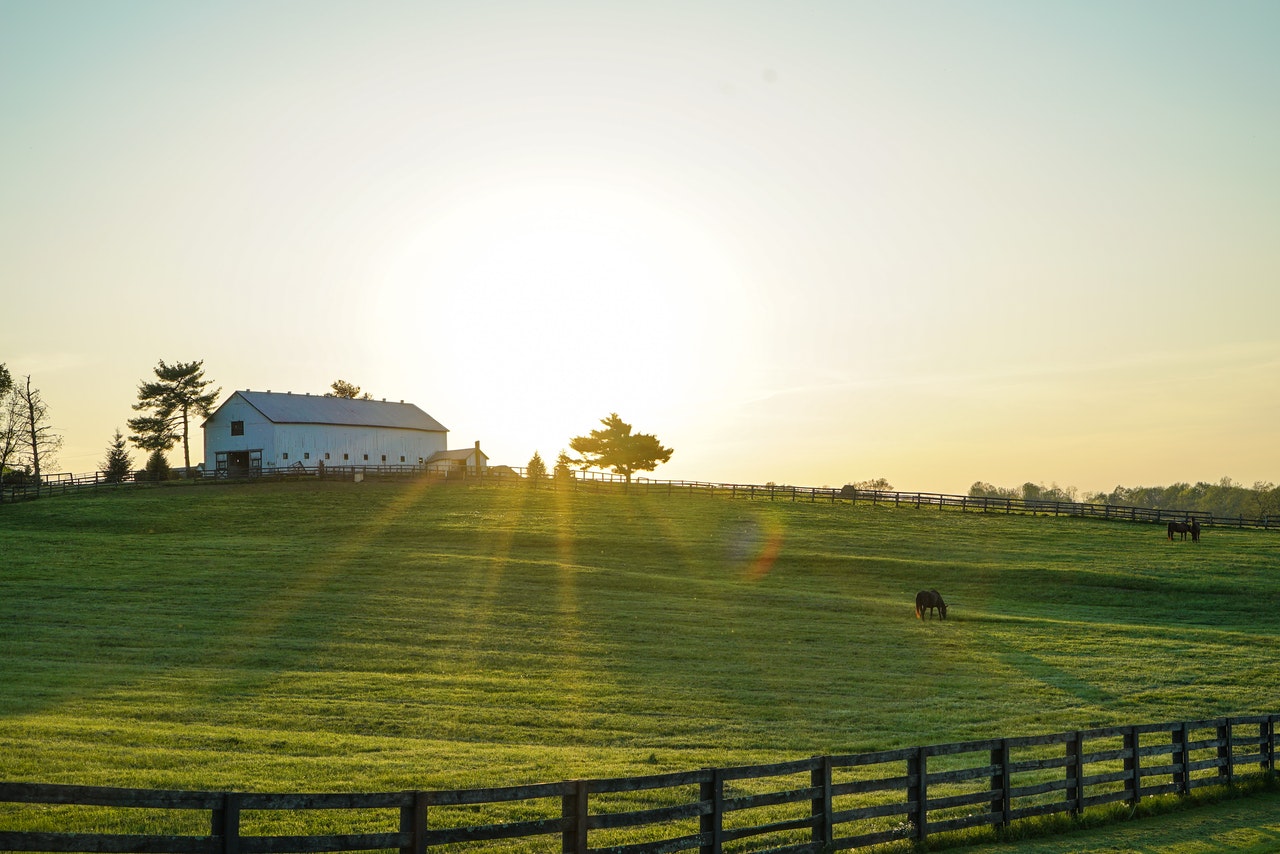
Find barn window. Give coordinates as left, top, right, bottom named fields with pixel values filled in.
left=400, top=456, right=405, bottom=463
left=343, top=454, right=349, bottom=461
left=231, top=420, right=244, bottom=436
left=303, top=453, right=310, bottom=460
left=282, top=453, right=289, bottom=460
left=381, top=455, right=387, bottom=462
left=324, top=452, right=330, bottom=460
left=363, top=454, right=368, bottom=461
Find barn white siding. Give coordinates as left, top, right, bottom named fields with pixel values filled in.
left=202, top=391, right=450, bottom=475
left=272, top=423, right=445, bottom=467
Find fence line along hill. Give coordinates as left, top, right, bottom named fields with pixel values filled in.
left=4, top=462, right=1277, bottom=531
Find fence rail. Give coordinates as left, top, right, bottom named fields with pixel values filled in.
left=3, top=465, right=1276, bottom=530
left=2, top=715, right=1275, bottom=853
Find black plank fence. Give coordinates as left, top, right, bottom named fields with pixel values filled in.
left=3, top=465, right=1277, bottom=531
left=2, top=715, right=1275, bottom=853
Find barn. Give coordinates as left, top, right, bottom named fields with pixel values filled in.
left=201, top=390, right=479, bottom=477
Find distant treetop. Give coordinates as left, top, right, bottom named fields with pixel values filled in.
left=326, top=380, right=372, bottom=400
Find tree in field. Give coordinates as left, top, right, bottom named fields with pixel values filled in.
left=526, top=451, right=547, bottom=484
left=1252, top=481, right=1279, bottom=520
left=144, top=448, right=172, bottom=482
left=101, top=430, right=133, bottom=483
left=847, top=477, right=894, bottom=492
left=12, top=374, right=62, bottom=481
left=569, top=413, right=673, bottom=484
left=128, top=360, right=221, bottom=471
left=326, top=380, right=371, bottom=399
left=0, top=363, right=17, bottom=477
left=554, top=450, right=574, bottom=482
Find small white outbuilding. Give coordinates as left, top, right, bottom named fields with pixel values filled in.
left=202, top=390, right=461, bottom=476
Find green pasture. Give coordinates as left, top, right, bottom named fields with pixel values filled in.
left=1, top=480, right=1278, bottom=844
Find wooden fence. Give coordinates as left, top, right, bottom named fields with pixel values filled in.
left=3, top=464, right=1277, bottom=530
left=2, top=715, right=1274, bottom=853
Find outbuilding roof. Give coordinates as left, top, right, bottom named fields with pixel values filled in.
left=215, top=390, right=448, bottom=433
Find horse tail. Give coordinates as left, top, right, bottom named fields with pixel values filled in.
left=915, top=602, right=923, bottom=619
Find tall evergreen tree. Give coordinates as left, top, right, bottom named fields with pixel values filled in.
left=128, top=360, right=221, bottom=471
left=101, top=429, right=133, bottom=483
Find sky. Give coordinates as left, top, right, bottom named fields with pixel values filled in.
left=3, top=0, right=1278, bottom=496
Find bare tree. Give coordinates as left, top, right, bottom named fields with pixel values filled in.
left=13, top=375, right=62, bottom=481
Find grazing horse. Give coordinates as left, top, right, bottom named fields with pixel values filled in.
left=915, top=589, right=947, bottom=620
left=1167, top=521, right=1192, bottom=541
left=1191, top=520, right=1201, bottom=542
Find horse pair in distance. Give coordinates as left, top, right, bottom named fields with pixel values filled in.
left=915, top=589, right=947, bottom=620
left=1167, top=520, right=1201, bottom=542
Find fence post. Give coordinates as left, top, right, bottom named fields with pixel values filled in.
left=1123, top=727, right=1141, bottom=806
left=1218, top=719, right=1234, bottom=785
left=1266, top=716, right=1278, bottom=775
left=399, top=791, right=427, bottom=854
left=990, top=738, right=1010, bottom=829
left=1068, top=731, right=1084, bottom=815
left=700, top=769, right=723, bottom=854
left=562, top=780, right=588, bottom=854
left=1173, top=724, right=1190, bottom=795
left=212, top=792, right=240, bottom=854
left=909, top=747, right=928, bottom=842
left=811, top=756, right=832, bottom=848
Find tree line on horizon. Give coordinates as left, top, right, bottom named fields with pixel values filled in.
left=4, top=357, right=1275, bottom=521
left=968, top=478, right=1280, bottom=521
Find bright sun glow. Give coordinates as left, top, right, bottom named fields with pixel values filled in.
left=378, top=177, right=758, bottom=444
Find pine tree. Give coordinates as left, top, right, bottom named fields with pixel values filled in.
left=144, top=449, right=172, bottom=482
left=569, top=413, right=672, bottom=483
left=526, top=451, right=547, bottom=485
left=128, top=359, right=221, bottom=472
left=554, top=450, right=575, bottom=483
left=101, top=429, right=133, bottom=483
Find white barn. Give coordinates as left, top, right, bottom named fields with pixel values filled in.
left=201, top=390, right=480, bottom=476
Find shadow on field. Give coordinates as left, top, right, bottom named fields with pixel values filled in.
left=991, top=646, right=1118, bottom=706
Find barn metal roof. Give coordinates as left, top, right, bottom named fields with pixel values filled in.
left=226, top=390, right=448, bottom=432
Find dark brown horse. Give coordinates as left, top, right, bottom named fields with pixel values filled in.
left=1167, top=521, right=1191, bottom=541
left=915, top=589, right=947, bottom=620
left=1191, top=520, right=1201, bottom=542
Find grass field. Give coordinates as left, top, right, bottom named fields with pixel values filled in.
left=2, top=479, right=1278, bottom=843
